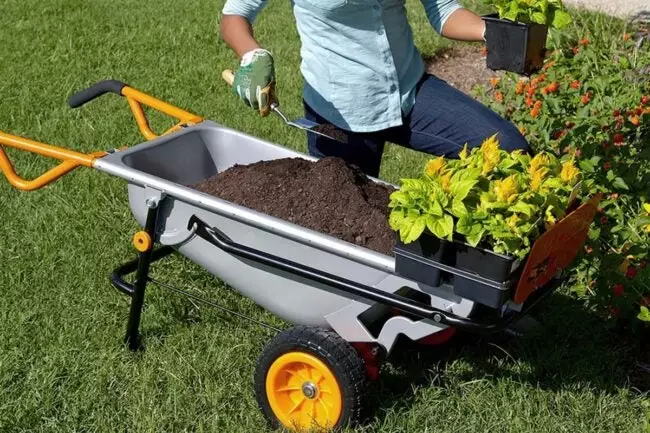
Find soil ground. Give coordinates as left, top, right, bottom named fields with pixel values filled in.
left=425, top=44, right=503, bottom=96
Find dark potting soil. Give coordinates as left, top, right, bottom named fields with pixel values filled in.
left=191, top=156, right=397, bottom=256
left=310, top=123, right=349, bottom=143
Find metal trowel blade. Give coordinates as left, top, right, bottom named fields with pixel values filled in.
left=292, top=118, right=349, bottom=144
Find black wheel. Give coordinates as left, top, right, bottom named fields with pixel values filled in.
left=254, top=326, right=367, bottom=432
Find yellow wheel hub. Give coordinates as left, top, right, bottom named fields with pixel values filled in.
left=266, top=352, right=343, bottom=431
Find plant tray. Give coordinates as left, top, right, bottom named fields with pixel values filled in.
left=482, top=13, right=549, bottom=75
left=393, top=231, right=522, bottom=309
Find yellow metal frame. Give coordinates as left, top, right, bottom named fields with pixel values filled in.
left=0, top=85, right=203, bottom=191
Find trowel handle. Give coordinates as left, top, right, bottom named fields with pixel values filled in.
left=222, top=69, right=235, bottom=86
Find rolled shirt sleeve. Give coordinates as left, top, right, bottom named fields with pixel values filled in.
left=222, top=0, right=268, bottom=23
left=420, top=0, right=463, bottom=34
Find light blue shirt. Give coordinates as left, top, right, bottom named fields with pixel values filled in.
left=222, top=0, right=462, bottom=132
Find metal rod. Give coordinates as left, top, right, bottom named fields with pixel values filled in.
left=110, top=246, right=176, bottom=297
left=124, top=203, right=160, bottom=350
left=148, top=278, right=282, bottom=332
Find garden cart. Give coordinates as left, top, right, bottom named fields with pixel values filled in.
left=0, top=79, right=601, bottom=432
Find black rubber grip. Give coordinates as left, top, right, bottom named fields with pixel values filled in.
left=67, top=80, right=128, bottom=108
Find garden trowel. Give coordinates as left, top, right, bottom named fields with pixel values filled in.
left=222, top=69, right=348, bottom=144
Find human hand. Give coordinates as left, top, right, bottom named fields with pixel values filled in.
left=232, top=48, right=276, bottom=116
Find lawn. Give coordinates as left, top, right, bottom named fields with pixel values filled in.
left=0, top=0, right=648, bottom=432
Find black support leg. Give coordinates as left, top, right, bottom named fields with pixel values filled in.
left=124, top=203, right=160, bottom=351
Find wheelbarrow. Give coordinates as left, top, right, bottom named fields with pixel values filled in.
left=0, top=79, right=601, bottom=432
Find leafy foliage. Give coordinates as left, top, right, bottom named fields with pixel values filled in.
left=388, top=135, right=580, bottom=259
left=483, top=0, right=573, bottom=29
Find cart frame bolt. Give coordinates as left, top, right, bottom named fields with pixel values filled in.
left=145, top=197, right=159, bottom=209
left=301, top=382, right=318, bottom=399
left=433, top=314, right=443, bottom=323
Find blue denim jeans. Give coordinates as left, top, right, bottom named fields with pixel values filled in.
left=305, top=73, right=531, bottom=177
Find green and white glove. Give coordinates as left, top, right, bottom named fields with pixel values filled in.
left=232, top=48, right=276, bottom=117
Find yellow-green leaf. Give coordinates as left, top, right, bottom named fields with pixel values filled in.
left=451, top=199, right=468, bottom=218
left=450, top=179, right=478, bottom=201
left=638, top=306, right=650, bottom=322
left=404, top=216, right=426, bottom=243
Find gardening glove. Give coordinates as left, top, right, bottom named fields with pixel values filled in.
left=232, top=48, right=276, bottom=117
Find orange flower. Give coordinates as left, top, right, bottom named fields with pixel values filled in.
left=526, top=85, right=536, bottom=98
left=623, top=32, right=630, bottom=41
left=534, top=100, right=543, bottom=109
left=543, top=60, right=556, bottom=71
left=531, top=74, right=547, bottom=86
left=542, top=82, right=559, bottom=95
left=531, top=107, right=540, bottom=118
left=630, top=115, right=640, bottom=126
left=519, top=126, right=527, bottom=135
left=581, top=92, right=591, bottom=104
left=525, top=97, right=534, bottom=107
left=494, top=91, right=504, bottom=103
left=572, top=47, right=580, bottom=54
left=570, top=80, right=580, bottom=89
left=490, top=76, right=500, bottom=87
left=579, top=38, right=589, bottom=46
left=515, top=81, right=525, bottom=95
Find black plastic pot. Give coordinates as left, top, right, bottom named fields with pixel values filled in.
left=482, top=13, right=549, bottom=76
left=393, top=234, right=450, bottom=288
left=393, top=231, right=523, bottom=309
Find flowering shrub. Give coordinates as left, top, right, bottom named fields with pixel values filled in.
left=388, top=135, right=580, bottom=259
left=473, top=30, right=650, bottom=326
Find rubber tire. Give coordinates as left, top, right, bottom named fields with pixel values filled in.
left=254, top=326, right=367, bottom=431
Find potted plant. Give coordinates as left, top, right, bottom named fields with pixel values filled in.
left=388, top=135, right=582, bottom=307
left=481, top=0, right=573, bottom=75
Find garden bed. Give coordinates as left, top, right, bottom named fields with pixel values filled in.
left=191, top=156, right=397, bottom=256
left=425, top=45, right=503, bottom=96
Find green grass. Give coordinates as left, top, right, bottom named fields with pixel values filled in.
left=0, top=0, right=648, bottom=432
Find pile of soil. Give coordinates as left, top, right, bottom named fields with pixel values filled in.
left=191, top=156, right=397, bottom=256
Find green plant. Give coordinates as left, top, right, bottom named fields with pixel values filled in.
left=483, top=0, right=573, bottom=29
left=388, top=135, right=581, bottom=259
left=473, top=29, right=650, bottom=324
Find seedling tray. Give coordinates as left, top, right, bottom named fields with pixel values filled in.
left=394, top=233, right=519, bottom=309
left=482, top=13, right=548, bottom=75
left=395, top=231, right=521, bottom=280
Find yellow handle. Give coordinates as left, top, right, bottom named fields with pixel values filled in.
left=121, top=86, right=203, bottom=140
left=0, top=131, right=106, bottom=191
left=222, top=69, right=235, bottom=86
left=221, top=68, right=275, bottom=117
left=0, top=82, right=205, bottom=191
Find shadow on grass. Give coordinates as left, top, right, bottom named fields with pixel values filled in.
left=364, top=291, right=648, bottom=421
